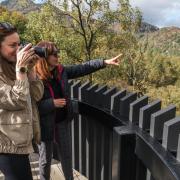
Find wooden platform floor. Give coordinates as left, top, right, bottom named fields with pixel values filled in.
left=31, top=161, right=87, bottom=180
left=30, top=153, right=88, bottom=180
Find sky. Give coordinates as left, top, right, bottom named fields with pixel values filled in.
left=34, top=0, right=180, bottom=27
left=129, top=0, right=180, bottom=28
left=0, top=0, right=180, bottom=28
left=32, top=0, right=180, bottom=28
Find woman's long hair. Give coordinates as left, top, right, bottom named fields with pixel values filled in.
left=0, top=22, right=17, bottom=80
left=35, top=41, right=58, bottom=82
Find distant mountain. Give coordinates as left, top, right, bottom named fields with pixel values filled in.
left=1, top=0, right=159, bottom=34
left=139, top=22, right=159, bottom=33
left=140, top=27, right=180, bottom=56
left=1, top=0, right=180, bottom=57
left=0, top=0, right=41, bottom=14
left=111, top=21, right=159, bottom=35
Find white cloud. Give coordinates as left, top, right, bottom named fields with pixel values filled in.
left=129, top=0, right=180, bottom=27
left=0, top=0, right=179, bottom=27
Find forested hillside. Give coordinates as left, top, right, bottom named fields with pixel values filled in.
left=0, top=0, right=41, bottom=13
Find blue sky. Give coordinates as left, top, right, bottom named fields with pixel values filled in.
left=0, top=0, right=180, bottom=27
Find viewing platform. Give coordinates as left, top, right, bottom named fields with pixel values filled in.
left=1, top=80, right=180, bottom=180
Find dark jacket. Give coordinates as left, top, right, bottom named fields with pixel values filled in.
left=38, top=59, right=105, bottom=141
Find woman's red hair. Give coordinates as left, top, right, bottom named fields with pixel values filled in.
left=34, top=41, right=58, bottom=81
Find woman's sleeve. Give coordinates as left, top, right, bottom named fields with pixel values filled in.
left=29, top=80, right=44, bottom=102
left=0, top=78, right=29, bottom=110
left=37, top=98, right=55, bottom=116
left=65, top=59, right=106, bottom=79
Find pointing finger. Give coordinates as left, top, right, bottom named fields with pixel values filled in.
left=114, top=53, right=123, bottom=59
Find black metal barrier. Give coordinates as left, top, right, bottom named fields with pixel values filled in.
left=69, top=80, right=180, bottom=180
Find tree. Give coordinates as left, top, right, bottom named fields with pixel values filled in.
left=109, top=0, right=148, bottom=94
left=26, top=0, right=121, bottom=81
left=25, top=3, right=85, bottom=65
left=0, top=6, right=27, bottom=38
left=37, top=0, right=114, bottom=61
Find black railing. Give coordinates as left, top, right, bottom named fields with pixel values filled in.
left=69, top=80, right=180, bottom=180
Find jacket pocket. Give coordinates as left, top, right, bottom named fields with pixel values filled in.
left=0, top=110, right=32, bottom=147
left=0, top=123, right=32, bottom=147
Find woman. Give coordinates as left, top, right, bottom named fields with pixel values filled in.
left=0, top=22, right=44, bottom=180
left=35, top=41, right=121, bottom=180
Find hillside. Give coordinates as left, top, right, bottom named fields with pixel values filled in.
left=0, top=0, right=41, bottom=14
left=141, top=27, right=180, bottom=56
left=1, top=0, right=180, bottom=56
left=139, top=22, right=159, bottom=33
left=1, top=0, right=159, bottom=33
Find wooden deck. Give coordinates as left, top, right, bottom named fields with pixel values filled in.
left=0, top=153, right=87, bottom=180
left=30, top=160, right=87, bottom=180
left=30, top=153, right=87, bottom=180
left=31, top=161, right=87, bottom=180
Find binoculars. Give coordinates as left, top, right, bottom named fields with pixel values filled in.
left=21, top=42, right=48, bottom=59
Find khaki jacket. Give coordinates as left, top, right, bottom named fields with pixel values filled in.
left=0, top=65, right=44, bottom=154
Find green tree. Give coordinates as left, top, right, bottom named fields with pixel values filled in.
left=0, top=6, right=27, bottom=39
left=26, top=0, right=122, bottom=81
left=113, top=0, right=147, bottom=94
left=39, top=0, right=114, bottom=61
left=147, top=85, right=180, bottom=115
left=25, top=3, right=84, bottom=64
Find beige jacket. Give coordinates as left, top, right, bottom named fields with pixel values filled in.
left=0, top=65, right=44, bottom=154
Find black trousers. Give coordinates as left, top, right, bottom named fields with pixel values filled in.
left=0, top=153, right=33, bottom=180
left=38, top=120, right=73, bottom=180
